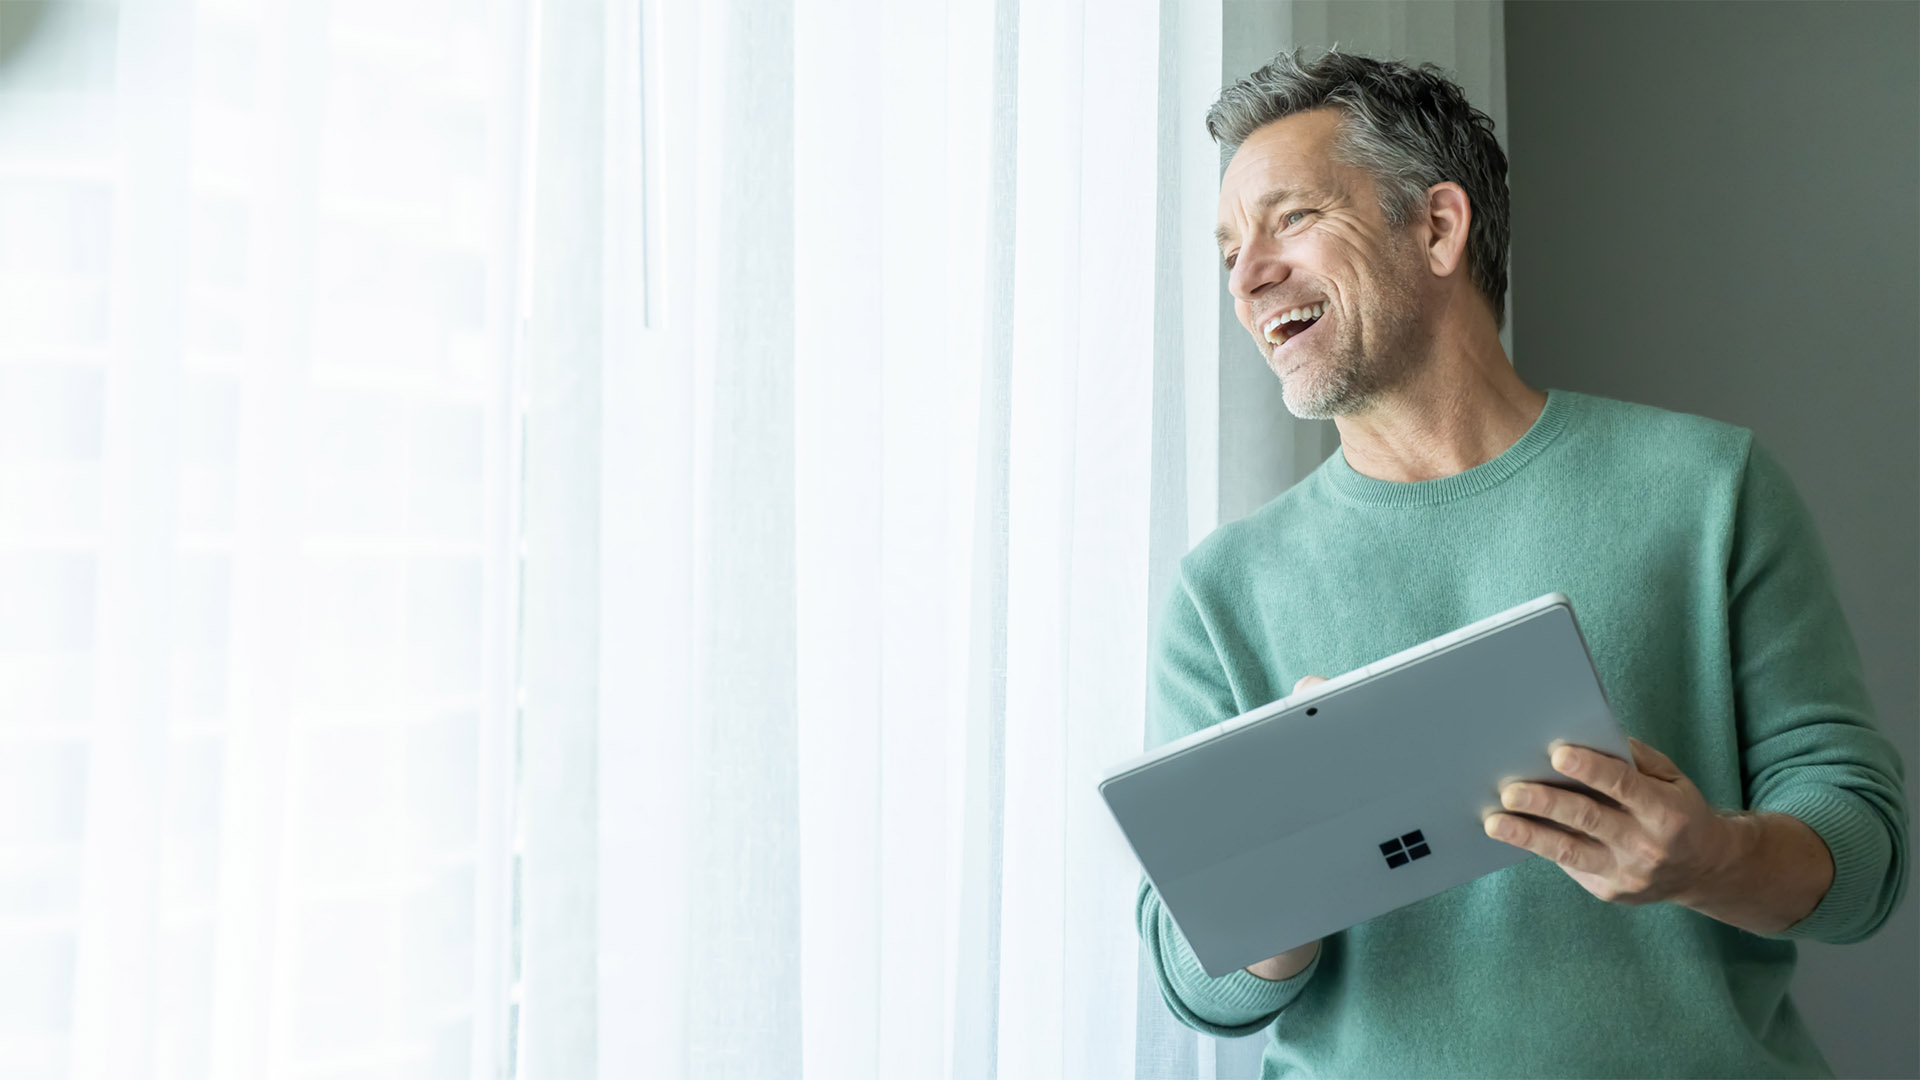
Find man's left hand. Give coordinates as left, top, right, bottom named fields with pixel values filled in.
left=1483, top=736, right=1734, bottom=906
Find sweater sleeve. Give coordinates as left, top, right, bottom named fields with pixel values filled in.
left=1137, top=873, right=1321, bottom=1036
left=1728, top=437, right=1910, bottom=944
left=1134, top=571, right=1320, bottom=1033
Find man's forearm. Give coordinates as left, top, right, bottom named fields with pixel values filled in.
left=1677, top=811, right=1834, bottom=934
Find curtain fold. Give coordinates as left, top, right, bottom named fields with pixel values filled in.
left=0, top=2, right=526, bottom=1076
left=541, top=0, right=1207, bottom=1077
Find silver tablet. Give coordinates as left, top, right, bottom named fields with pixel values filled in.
left=1099, top=592, right=1633, bottom=978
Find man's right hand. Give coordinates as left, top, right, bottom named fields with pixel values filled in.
left=1245, top=674, right=1329, bottom=981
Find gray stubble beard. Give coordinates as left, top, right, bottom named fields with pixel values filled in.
left=1272, top=237, right=1428, bottom=421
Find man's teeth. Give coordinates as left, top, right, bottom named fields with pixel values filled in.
left=1263, top=301, right=1328, bottom=344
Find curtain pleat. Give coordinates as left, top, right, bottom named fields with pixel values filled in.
left=0, top=1, right=527, bottom=1076
left=568, top=1, right=1190, bottom=1079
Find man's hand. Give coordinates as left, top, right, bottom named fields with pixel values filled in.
left=1482, top=736, right=1737, bottom=907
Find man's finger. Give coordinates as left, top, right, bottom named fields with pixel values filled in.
left=1483, top=811, right=1612, bottom=876
left=1499, top=782, right=1631, bottom=847
left=1550, top=742, right=1642, bottom=806
left=1627, top=736, right=1684, bottom=782
left=1293, top=674, right=1327, bottom=693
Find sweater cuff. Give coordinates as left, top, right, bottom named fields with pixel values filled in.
left=1158, top=903, right=1319, bottom=1028
left=1753, top=786, right=1894, bottom=942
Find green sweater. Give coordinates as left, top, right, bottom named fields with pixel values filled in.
left=1136, top=388, right=1909, bottom=1079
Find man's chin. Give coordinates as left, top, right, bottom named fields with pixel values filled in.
left=1281, top=395, right=1343, bottom=422
left=1270, top=341, right=1341, bottom=411
left=1278, top=368, right=1357, bottom=420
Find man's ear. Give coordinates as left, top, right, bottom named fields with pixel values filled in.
left=1422, top=182, right=1473, bottom=279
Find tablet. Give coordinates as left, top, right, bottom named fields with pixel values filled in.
left=1099, top=592, right=1632, bottom=978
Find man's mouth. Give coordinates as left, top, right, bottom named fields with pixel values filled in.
left=1263, top=301, right=1328, bottom=349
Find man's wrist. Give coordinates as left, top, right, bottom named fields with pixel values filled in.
left=1674, top=810, right=1759, bottom=909
left=1674, top=811, right=1833, bottom=934
left=1245, top=939, right=1319, bottom=981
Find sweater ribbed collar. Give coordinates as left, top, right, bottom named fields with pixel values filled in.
left=1321, top=388, right=1576, bottom=508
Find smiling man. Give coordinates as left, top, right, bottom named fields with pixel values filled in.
left=1134, top=46, right=1909, bottom=1078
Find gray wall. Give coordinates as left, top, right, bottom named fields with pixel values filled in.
left=1505, top=2, right=1919, bottom=1077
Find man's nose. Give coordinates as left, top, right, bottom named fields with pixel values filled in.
left=1227, top=235, right=1284, bottom=303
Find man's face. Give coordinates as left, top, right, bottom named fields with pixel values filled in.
left=1215, top=108, right=1431, bottom=419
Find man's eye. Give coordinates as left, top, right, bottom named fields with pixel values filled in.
left=1224, top=212, right=1311, bottom=269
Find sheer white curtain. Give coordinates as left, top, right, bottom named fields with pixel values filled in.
left=0, top=0, right=1507, bottom=1076
left=515, top=0, right=1225, bottom=1077
left=0, top=2, right=523, bottom=1077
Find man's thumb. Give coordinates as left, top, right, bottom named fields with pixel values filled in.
left=1293, top=674, right=1328, bottom=693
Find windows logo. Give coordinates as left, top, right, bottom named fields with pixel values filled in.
left=1379, top=829, right=1431, bottom=868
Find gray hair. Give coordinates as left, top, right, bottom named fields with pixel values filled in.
left=1207, top=45, right=1509, bottom=331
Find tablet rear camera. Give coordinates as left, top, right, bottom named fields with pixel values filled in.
left=1305, top=707, right=1317, bottom=716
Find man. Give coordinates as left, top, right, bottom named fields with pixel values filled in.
left=1136, top=46, right=1909, bottom=1078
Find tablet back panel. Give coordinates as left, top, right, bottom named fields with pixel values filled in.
left=1100, top=595, right=1631, bottom=978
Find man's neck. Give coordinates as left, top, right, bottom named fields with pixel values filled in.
left=1332, top=354, right=1548, bottom=484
